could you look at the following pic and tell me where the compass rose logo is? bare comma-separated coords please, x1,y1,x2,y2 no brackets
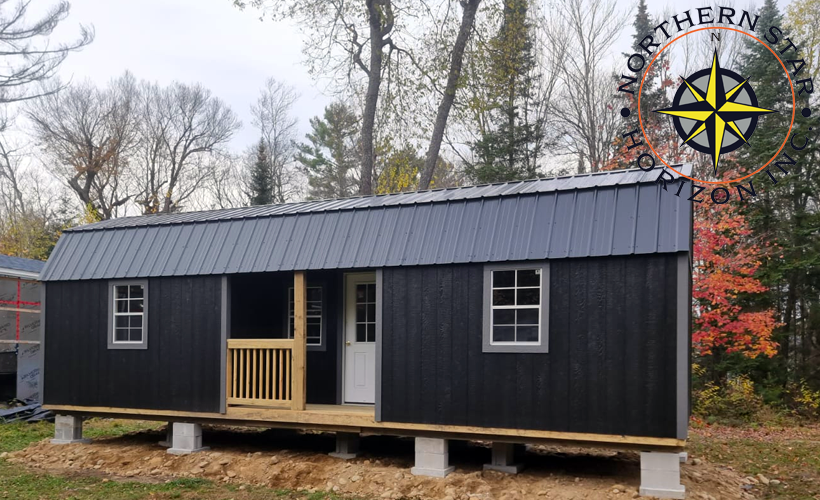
655,51,777,177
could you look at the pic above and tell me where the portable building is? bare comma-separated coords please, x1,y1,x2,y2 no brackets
40,167,693,498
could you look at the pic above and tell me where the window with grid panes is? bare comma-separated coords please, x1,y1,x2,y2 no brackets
109,281,147,349
288,286,322,345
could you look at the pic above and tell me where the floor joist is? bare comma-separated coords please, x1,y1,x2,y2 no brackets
44,404,686,452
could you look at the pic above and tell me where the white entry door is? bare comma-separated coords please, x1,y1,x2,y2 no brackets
344,273,377,404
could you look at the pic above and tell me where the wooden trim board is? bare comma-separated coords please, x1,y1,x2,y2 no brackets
44,404,685,451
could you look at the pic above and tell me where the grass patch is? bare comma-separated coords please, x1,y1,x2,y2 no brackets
0,421,52,453
689,425,820,500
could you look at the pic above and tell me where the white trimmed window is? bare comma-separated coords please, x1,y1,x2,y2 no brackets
483,264,549,353
288,286,322,346
109,281,148,349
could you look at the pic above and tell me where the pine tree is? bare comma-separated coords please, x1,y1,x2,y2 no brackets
248,139,274,206
624,0,670,136
466,0,544,183
295,102,361,200
734,0,820,386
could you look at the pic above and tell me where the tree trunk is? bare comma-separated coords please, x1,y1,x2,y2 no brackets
418,0,481,190
359,0,390,196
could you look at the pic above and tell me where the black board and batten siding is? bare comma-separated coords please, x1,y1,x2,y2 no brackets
380,254,680,439
43,276,223,412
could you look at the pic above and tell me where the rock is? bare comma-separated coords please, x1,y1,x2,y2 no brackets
239,485,246,490
219,459,230,466
612,484,626,491
333,485,340,492
757,474,770,485
394,472,403,480
745,476,758,484
575,477,581,483
537,492,547,496
351,475,362,482
0,452,8,459
197,460,209,468
270,455,280,464
631,493,639,499
191,467,204,474
770,480,781,485
227,471,237,478
151,469,162,475
102,478,110,483
444,496,454,500
338,478,348,485
381,491,393,498
692,458,702,465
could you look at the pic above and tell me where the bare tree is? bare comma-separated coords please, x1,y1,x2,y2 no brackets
250,78,300,203
134,81,241,213
205,152,248,209
545,0,626,173
26,73,139,219
236,0,412,195
418,0,481,190
0,135,26,214
0,0,93,104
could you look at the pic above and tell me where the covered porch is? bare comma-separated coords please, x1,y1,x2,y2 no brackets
225,269,378,413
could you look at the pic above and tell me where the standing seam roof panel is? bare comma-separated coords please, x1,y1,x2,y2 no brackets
40,168,694,281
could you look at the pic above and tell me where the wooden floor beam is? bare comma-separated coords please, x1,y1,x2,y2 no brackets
44,404,685,451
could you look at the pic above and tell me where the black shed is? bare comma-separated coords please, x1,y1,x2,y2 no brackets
40,166,693,497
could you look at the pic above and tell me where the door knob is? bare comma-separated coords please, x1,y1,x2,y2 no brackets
346,341,351,346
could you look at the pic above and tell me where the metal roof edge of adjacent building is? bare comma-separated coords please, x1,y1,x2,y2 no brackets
66,165,692,233
0,254,45,279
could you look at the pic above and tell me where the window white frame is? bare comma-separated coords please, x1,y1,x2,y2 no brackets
288,286,323,348
108,280,148,350
482,263,549,353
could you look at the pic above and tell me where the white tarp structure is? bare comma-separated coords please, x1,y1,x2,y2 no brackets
0,255,43,402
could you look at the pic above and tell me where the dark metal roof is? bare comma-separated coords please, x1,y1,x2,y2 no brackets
41,166,693,281
0,254,45,276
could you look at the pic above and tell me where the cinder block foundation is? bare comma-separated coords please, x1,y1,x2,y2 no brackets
411,437,454,478
329,432,360,459
640,452,685,499
51,414,90,445
167,423,209,455
483,442,524,474
679,451,688,463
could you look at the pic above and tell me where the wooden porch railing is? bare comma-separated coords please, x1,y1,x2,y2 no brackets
226,339,294,407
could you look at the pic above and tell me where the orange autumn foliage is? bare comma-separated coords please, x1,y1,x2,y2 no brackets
693,200,779,358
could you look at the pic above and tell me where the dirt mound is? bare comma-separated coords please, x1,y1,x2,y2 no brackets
12,425,754,499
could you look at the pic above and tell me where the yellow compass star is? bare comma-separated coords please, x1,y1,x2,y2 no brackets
654,51,777,176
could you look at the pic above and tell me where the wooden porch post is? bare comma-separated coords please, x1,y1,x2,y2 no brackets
292,271,307,410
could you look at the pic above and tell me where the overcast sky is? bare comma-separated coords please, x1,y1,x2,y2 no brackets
38,0,790,154
41,0,332,150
